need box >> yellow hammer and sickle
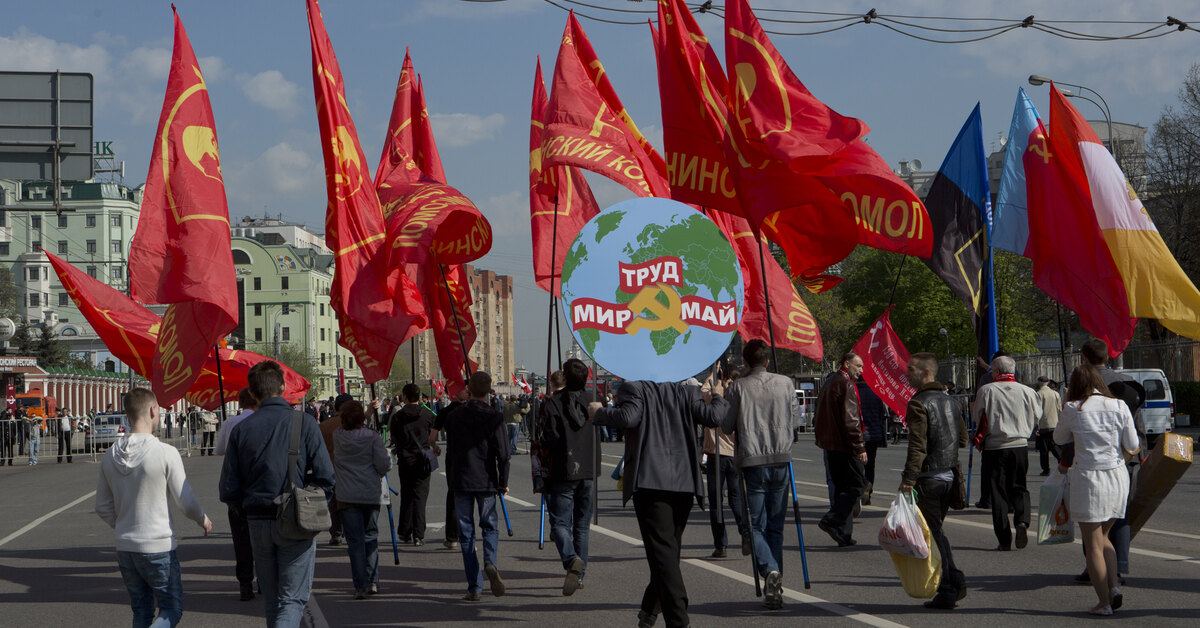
[626,283,687,336]
[729,28,792,137]
[182,125,222,182]
[1028,134,1052,164]
[589,103,626,139]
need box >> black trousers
[977,451,994,507]
[444,486,460,542]
[397,464,432,541]
[706,454,747,549]
[864,440,884,488]
[633,490,693,628]
[227,505,255,586]
[915,477,965,598]
[984,447,1030,547]
[821,450,865,540]
[57,429,72,462]
[1035,429,1060,473]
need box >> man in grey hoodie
[96,388,212,628]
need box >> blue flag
[993,88,1043,257]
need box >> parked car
[1115,368,1174,451]
[85,413,129,452]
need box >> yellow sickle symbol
[1027,134,1053,164]
[626,283,688,336]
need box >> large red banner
[128,8,238,407]
[851,308,916,418]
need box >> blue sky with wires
[2,0,1196,371]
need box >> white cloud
[117,46,170,81]
[0,26,112,78]
[224,142,325,216]
[409,0,540,21]
[479,190,527,238]
[239,70,300,113]
[429,113,505,147]
[198,56,228,82]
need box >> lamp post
[940,327,950,358]
[1028,74,1117,160]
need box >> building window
[112,265,123,281]
[31,216,41,229]
[58,215,67,228]
[321,353,326,366]
[27,293,39,307]
[0,243,8,256]
[31,240,40,252]
[28,267,38,281]
[58,293,68,307]
[281,276,289,290]
[111,216,121,227]
[57,241,67,255]
[42,266,47,280]
[87,266,96,278]
[281,327,290,342]
[320,328,325,341]
[86,240,96,254]
[254,328,262,342]
[254,304,262,316]
[349,357,354,369]
[111,240,121,254]
[0,213,5,227]
[319,303,325,316]
[86,215,96,228]
[253,277,261,290]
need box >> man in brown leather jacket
[815,352,866,547]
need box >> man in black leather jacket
[900,352,968,610]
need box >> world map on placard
[560,198,743,382]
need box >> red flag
[851,308,917,417]
[708,210,823,360]
[530,56,600,296]
[1025,87,1137,354]
[47,252,309,409]
[127,8,238,407]
[423,264,477,397]
[306,0,426,382]
[542,13,670,198]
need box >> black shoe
[853,500,862,518]
[240,584,255,601]
[329,536,343,546]
[993,545,1011,551]
[1074,570,1091,583]
[485,563,505,597]
[924,593,958,610]
[1110,587,1123,611]
[414,538,424,547]
[1015,524,1028,549]
[741,535,752,556]
[637,610,657,628]
[710,547,727,559]
[563,557,584,596]
[957,584,968,602]
[398,535,412,544]
[444,540,459,550]
[818,519,855,547]
[463,591,481,602]
[369,582,379,595]
[975,501,990,509]
[1040,470,1050,476]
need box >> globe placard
[559,198,744,382]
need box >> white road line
[504,495,535,508]
[590,523,906,627]
[0,491,96,548]
[791,457,813,462]
[602,453,624,460]
[1138,527,1200,542]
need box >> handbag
[950,462,967,510]
[274,412,331,541]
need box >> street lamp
[1028,74,1116,160]
[940,328,949,358]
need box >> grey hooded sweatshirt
[332,426,391,506]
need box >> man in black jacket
[901,353,968,610]
[445,371,511,602]
[390,383,435,545]
[430,386,469,550]
[540,358,597,596]
[589,377,728,628]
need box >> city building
[232,214,330,254]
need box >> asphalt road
[1,429,1198,627]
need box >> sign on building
[0,71,94,181]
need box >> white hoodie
[95,434,207,553]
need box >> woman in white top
[1054,363,1140,616]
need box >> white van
[1115,368,1174,435]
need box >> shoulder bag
[274,411,332,540]
[406,419,439,475]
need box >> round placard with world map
[559,197,744,382]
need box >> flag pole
[213,345,228,423]
[411,340,416,385]
[437,263,473,377]
[1056,303,1069,384]
[887,255,908,306]
[545,191,562,392]
[755,237,779,371]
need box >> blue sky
[3,0,1196,372]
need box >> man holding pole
[718,339,801,610]
[900,353,969,610]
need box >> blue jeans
[28,435,39,464]
[248,519,317,627]
[507,423,520,455]
[116,549,181,628]
[339,504,380,592]
[454,491,499,594]
[744,463,789,578]
[547,479,593,579]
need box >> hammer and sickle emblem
[731,62,760,142]
[331,126,363,200]
[625,283,687,336]
[182,125,222,182]
[1028,134,1052,164]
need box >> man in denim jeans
[220,361,335,626]
[445,371,511,602]
[96,388,212,627]
[720,339,801,610]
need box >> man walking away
[429,386,470,550]
[815,352,867,547]
[858,377,890,505]
[719,339,800,610]
[390,383,435,546]
[219,361,335,626]
[590,375,729,628]
[216,388,259,601]
[57,409,73,464]
[1035,377,1062,476]
[901,353,968,610]
[445,372,511,601]
[972,355,1041,550]
[503,395,523,455]
[319,394,354,546]
[96,388,212,627]
[540,358,598,596]
[701,421,746,560]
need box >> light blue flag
[992,88,1043,257]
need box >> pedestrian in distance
[539,358,598,596]
[1035,376,1063,476]
[814,352,867,548]
[428,386,471,550]
[900,353,968,610]
[219,360,335,627]
[718,339,800,610]
[25,411,41,465]
[96,387,213,628]
[503,395,526,455]
[700,420,747,560]
[590,374,729,628]
[858,376,890,506]
[1055,362,1140,615]
[389,383,435,546]
[201,410,218,456]
[333,400,391,599]
[972,355,1041,551]
[444,371,511,602]
[319,393,355,547]
[216,387,260,601]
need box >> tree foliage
[273,342,322,396]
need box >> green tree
[273,343,321,394]
[0,268,19,320]
[36,325,70,367]
[12,321,36,356]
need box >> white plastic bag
[1037,469,1074,545]
[878,491,930,559]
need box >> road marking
[1138,528,1200,542]
[504,495,535,508]
[0,491,96,548]
[602,453,624,460]
[590,523,906,627]
[791,457,813,462]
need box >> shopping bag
[878,491,930,559]
[888,501,942,599]
[1037,469,1074,545]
